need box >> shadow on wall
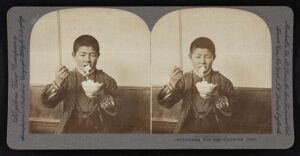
[30,85,150,134]
[152,86,272,134]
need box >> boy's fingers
[173,67,182,73]
[60,69,67,73]
[102,104,108,109]
[175,74,182,79]
[62,72,69,78]
[59,72,67,78]
[61,67,68,73]
[170,72,178,78]
[176,70,183,75]
[171,73,180,80]
[174,73,182,79]
[59,69,69,75]
[173,66,179,70]
[59,67,69,74]
[62,69,69,74]
[172,71,182,79]
[171,72,178,78]
[58,70,65,75]
[58,66,66,71]
[172,66,181,72]
[173,69,183,75]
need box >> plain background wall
[30,8,150,87]
[151,8,272,88]
[31,8,272,88]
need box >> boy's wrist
[168,82,176,91]
[53,80,62,90]
[54,79,63,87]
[169,80,178,89]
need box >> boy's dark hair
[73,35,100,56]
[190,37,215,58]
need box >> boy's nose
[83,55,91,62]
[200,56,206,64]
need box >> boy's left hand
[100,95,115,110]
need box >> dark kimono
[41,69,118,134]
[157,69,234,133]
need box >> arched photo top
[30,8,150,87]
[152,7,271,33]
[151,7,272,88]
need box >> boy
[157,37,234,133]
[41,35,118,134]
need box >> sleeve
[41,80,67,108]
[214,75,235,116]
[103,74,119,95]
[159,82,176,99]
[157,77,186,109]
[99,76,119,116]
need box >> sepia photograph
[29,8,151,134]
[151,8,272,134]
[6,6,294,149]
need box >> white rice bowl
[81,79,103,94]
[195,80,217,96]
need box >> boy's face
[189,48,215,74]
[73,46,99,72]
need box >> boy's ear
[72,52,75,57]
[188,53,192,59]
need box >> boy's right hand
[169,66,183,88]
[55,66,69,87]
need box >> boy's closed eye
[195,55,212,58]
[90,54,97,57]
